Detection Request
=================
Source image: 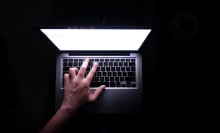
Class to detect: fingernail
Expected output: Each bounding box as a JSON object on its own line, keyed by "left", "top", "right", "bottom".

{"left": 84, "top": 58, "right": 89, "bottom": 62}
{"left": 94, "top": 62, "right": 99, "bottom": 66}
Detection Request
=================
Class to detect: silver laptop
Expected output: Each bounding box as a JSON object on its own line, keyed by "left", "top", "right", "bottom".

{"left": 40, "top": 27, "right": 151, "bottom": 114}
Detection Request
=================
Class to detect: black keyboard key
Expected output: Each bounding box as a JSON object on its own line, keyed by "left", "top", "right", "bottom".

{"left": 103, "top": 72, "right": 107, "bottom": 76}
{"left": 95, "top": 77, "right": 99, "bottom": 82}
{"left": 106, "top": 67, "right": 110, "bottom": 71}
{"left": 91, "top": 82, "right": 107, "bottom": 87}
{"left": 105, "top": 82, "right": 109, "bottom": 87}
{"left": 128, "top": 72, "right": 135, "bottom": 77}
{"left": 123, "top": 72, "right": 126, "bottom": 76}
{"left": 105, "top": 77, "right": 109, "bottom": 81}
{"left": 97, "top": 72, "right": 101, "bottom": 76}
{"left": 122, "top": 84, "right": 126, "bottom": 87}
{"left": 108, "top": 72, "right": 112, "bottom": 76}
{"left": 113, "top": 72, "right": 116, "bottom": 76}
{"left": 68, "top": 62, "right": 72, "bottom": 67}
{"left": 118, "top": 72, "right": 122, "bottom": 76}
{"left": 116, "top": 82, "right": 121, "bottom": 87}
{"left": 104, "top": 62, "right": 108, "bottom": 66}
{"left": 111, "top": 67, "right": 115, "bottom": 71}
{"left": 129, "top": 62, "right": 135, "bottom": 66}
{"left": 126, "top": 84, "right": 131, "bottom": 87}
{"left": 110, "top": 77, "right": 114, "bottom": 81}
{"left": 64, "top": 67, "right": 69, "bottom": 72}
{"left": 100, "top": 77, "right": 104, "bottom": 81}
{"left": 101, "top": 67, "right": 105, "bottom": 71}
{"left": 63, "top": 61, "right": 67, "bottom": 66}
{"left": 99, "top": 62, "right": 103, "bottom": 66}
{"left": 120, "top": 77, "right": 124, "bottom": 81}
{"left": 110, "top": 82, "right": 115, "bottom": 87}
{"left": 109, "top": 62, "right": 113, "bottom": 66}
{"left": 131, "top": 83, "right": 136, "bottom": 87}
{"left": 125, "top": 77, "right": 136, "bottom": 81}
{"left": 79, "top": 61, "right": 83, "bottom": 65}
{"left": 131, "top": 67, "right": 135, "bottom": 71}
{"left": 73, "top": 62, "right": 77, "bottom": 66}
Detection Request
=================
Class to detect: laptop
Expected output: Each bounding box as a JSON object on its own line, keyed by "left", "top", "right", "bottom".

{"left": 40, "top": 27, "right": 151, "bottom": 114}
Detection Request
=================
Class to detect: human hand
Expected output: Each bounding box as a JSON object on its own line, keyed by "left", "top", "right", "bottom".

{"left": 61, "top": 58, "right": 105, "bottom": 112}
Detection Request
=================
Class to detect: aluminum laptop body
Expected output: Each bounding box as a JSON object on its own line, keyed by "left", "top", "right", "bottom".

{"left": 40, "top": 28, "right": 151, "bottom": 114}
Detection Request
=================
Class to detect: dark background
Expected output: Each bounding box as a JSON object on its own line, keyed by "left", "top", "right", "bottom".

{"left": 0, "top": 0, "right": 212, "bottom": 132}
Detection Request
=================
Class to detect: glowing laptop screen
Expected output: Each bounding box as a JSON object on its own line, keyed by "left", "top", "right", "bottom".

{"left": 40, "top": 29, "right": 151, "bottom": 51}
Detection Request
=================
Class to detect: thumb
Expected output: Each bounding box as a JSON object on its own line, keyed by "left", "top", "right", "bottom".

{"left": 88, "top": 85, "right": 105, "bottom": 102}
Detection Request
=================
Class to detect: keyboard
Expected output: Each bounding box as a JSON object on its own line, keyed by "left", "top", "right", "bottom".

{"left": 62, "top": 57, "right": 136, "bottom": 88}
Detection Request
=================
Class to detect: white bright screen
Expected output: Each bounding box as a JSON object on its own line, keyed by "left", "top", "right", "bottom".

{"left": 40, "top": 29, "right": 151, "bottom": 51}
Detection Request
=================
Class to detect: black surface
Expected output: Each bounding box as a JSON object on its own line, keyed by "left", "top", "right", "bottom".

{"left": 0, "top": 0, "right": 211, "bottom": 132}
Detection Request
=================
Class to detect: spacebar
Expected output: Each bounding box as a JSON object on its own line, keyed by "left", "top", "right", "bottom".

{"left": 91, "top": 82, "right": 109, "bottom": 87}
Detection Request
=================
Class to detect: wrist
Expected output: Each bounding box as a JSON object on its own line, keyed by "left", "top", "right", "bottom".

{"left": 59, "top": 103, "right": 78, "bottom": 116}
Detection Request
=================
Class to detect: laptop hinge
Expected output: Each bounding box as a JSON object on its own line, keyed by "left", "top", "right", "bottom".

{"left": 69, "top": 51, "right": 131, "bottom": 56}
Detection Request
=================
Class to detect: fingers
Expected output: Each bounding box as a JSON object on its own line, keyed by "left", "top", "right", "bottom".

{"left": 88, "top": 85, "right": 106, "bottom": 102}
{"left": 86, "top": 62, "right": 98, "bottom": 83}
{"left": 77, "top": 58, "right": 89, "bottom": 78}
{"left": 68, "top": 67, "right": 78, "bottom": 79}
{"left": 64, "top": 73, "right": 70, "bottom": 87}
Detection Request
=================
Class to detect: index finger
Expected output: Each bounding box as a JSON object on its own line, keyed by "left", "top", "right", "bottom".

{"left": 77, "top": 58, "right": 89, "bottom": 78}
{"left": 86, "top": 62, "right": 98, "bottom": 83}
